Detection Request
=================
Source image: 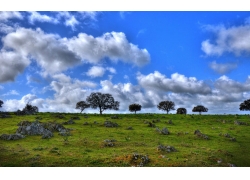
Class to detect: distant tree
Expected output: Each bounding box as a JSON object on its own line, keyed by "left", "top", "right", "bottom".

{"left": 157, "top": 101, "right": 175, "bottom": 114}
{"left": 176, "top": 108, "right": 187, "bottom": 114}
{"left": 0, "top": 100, "right": 3, "bottom": 108}
{"left": 76, "top": 101, "right": 90, "bottom": 113}
{"left": 192, "top": 105, "right": 208, "bottom": 115}
{"left": 239, "top": 99, "right": 250, "bottom": 111}
{"left": 22, "top": 103, "right": 39, "bottom": 115}
{"left": 86, "top": 92, "right": 119, "bottom": 115}
{"left": 129, "top": 103, "right": 142, "bottom": 114}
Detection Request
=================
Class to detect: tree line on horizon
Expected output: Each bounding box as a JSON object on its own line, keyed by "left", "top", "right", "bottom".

{"left": 1, "top": 93, "right": 250, "bottom": 115}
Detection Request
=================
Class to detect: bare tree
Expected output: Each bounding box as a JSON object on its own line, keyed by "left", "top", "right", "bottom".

{"left": 157, "top": 101, "right": 175, "bottom": 114}
{"left": 192, "top": 105, "right": 208, "bottom": 115}
{"left": 129, "top": 103, "right": 142, "bottom": 114}
{"left": 76, "top": 101, "right": 90, "bottom": 113}
{"left": 86, "top": 92, "right": 119, "bottom": 115}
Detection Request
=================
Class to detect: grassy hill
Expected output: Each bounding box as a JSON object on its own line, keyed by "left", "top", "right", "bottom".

{"left": 0, "top": 112, "right": 250, "bottom": 167}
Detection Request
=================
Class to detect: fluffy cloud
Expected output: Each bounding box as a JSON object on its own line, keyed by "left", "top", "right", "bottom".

{"left": 0, "top": 11, "right": 23, "bottom": 22}
{"left": 0, "top": 51, "right": 30, "bottom": 82}
{"left": 137, "top": 71, "right": 212, "bottom": 95}
{"left": 2, "top": 28, "right": 81, "bottom": 75}
{"left": 3, "top": 94, "right": 45, "bottom": 111}
{"left": 62, "top": 31, "right": 150, "bottom": 66}
{"left": 201, "top": 24, "right": 250, "bottom": 56}
{"left": 0, "top": 23, "right": 16, "bottom": 34}
{"left": 86, "top": 66, "right": 106, "bottom": 78}
{"left": 209, "top": 61, "right": 238, "bottom": 74}
{"left": 28, "top": 11, "right": 59, "bottom": 24}
{"left": 214, "top": 75, "right": 250, "bottom": 93}
{"left": 3, "top": 90, "right": 19, "bottom": 96}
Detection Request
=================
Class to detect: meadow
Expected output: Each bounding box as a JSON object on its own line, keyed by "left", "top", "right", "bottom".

{"left": 0, "top": 112, "right": 250, "bottom": 167}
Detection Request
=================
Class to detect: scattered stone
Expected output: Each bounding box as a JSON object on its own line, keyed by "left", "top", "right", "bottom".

{"left": 228, "top": 163, "right": 236, "bottom": 167}
{"left": 62, "top": 119, "right": 75, "bottom": 125}
{"left": 58, "top": 130, "right": 71, "bottom": 136}
{"left": 126, "top": 126, "right": 133, "bottom": 130}
{"left": 71, "top": 116, "right": 80, "bottom": 120}
{"left": 224, "top": 133, "right": 231, "bottom": 138}
{"left": 103, "top": 139, "right": 116, "bottom": 147}
{"left": 55, "top": 114, "right": 65, "bottom": 119}
{"left": 148, "top": 122, "right": 156, "bottom": 127}
{"left": 194, "top": 129, "right": 209, "bottom": 140}
{"left": 83, "top": 122, "right": 89, "bottom": 125}
{"left": 230, "top": 137, "right": 236, "bottom": 142}
{"left": 168, "top": 120, "right": 173, "bottom": 124}
{"left": 217, "top": 158, "right": 222, "bottom": 164}
{"left": 234, "top": 120, "right": 247, "bottom": 126}
{"left": 130, "top": 153, "right": 150, "bottom": 167}
{"left": 110, "top": 115, "right": 119, "bottom": 119}
{"left": 93, "top": 121, "right": 98, "bottom": 124}
{"left": 0, "top": 133, "right": 25, "bottom": 140}
{"left": 15, "top": 120, "right": 69, "bottom": 139}
{"left": 157, "top": 144, "right": 177, "bottom": 153}
{"left": 104, "top": 121, "right": 118, "bottom": 127}
{"left": 156, "top": 127, "right": 170, "bottom": 135}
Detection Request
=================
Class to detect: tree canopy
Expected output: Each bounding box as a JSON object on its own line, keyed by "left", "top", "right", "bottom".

{"left": 192, "top": 105, "right": 208, "bottom": 115}
{"left": 86, "top": 92, "right": 119, "bottom": 115}
{"left": 76, "top": 101, "right": 90, "bottom": 113}
{"left": 22, "top": 103, "right": 39, "bottom": 115}
{"left": 176, "top": 108, "right": 187, "bottom": 114}
{"left": 0, "top": 100, "right": 3, "bottom": 108}
{"left": 157, "top": 101, "right": 175, "bottom": 114}
{"left": 239, "top": 99, "right": 250, "bottom": 111}
{"left": 129, "top": 103, "right": 142, "bottom": 114}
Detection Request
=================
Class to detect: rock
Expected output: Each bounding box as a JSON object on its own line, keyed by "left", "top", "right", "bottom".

{"left": 71, "top": 116, "right": 80, "bottom": 120}
{"left": 58, "top": 130, "right": 71, "bottom": 136}
{"left": 62, "top": 119, "right": 75, "bottom": 125}
{"left": 93, "top": 121, "right": 98, "bottom": 124}
{"left": 168, "top": 120, "right": 173, "bottom": 124}
{"left": 148, "top": 122, "right": 156, "bottom": 127}
{"left": 41, "top": 130, "right": 54, "bottom": 139}
{"left": 126, "top": 126, "right": 133, "bottom": 130}
{"left": 110, "top": 115, "right": 119, "bottom": 119}
{"left": 0, "top": 133, "right": 25, "bottom": 140}
{"left": 104, "top": 121, "right": 118, "bottom": 127}
{"left": 131, "top": 153, "right": 150, "bottom": 167}
{"left": 234, "top": 120, "right": 247, "bottom": 125}
{"left": 157, "top": 144, "right": 177, "bottom": 152}
{"left": 103, "top": 139, "right": 116, "bottom": 147}
{"left": 83, "top": 122, "right": 89, "bottom": 125}
{"left": 156, "top": 127, "right": 170, "bottom": 135}
{"left": 194, "top": 129, "right": 209, "bottom": 140}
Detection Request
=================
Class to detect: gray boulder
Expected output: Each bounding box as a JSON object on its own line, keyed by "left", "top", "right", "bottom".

{"left": 0, "top": 133, "right": 25, "bottom": 140}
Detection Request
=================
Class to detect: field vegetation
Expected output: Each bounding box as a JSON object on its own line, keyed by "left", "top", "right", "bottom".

{"left": 1, "top": 112, "right": 250, "bottom": 167}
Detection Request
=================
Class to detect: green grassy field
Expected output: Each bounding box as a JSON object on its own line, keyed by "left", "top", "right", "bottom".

{"left": 0, "top": 112, "right": 250, "bottom": 167}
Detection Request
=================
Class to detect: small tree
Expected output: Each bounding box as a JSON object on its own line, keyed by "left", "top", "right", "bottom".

{"left": 86, "top": 92, "right": 119, "bottom": 115}
{"left": 129, "top": 103, "right": 142, "bottom": 114}
{"left": 157, "top": 101, "right": 175, "bottom": 114}
{"left": 192, "top": 105, "right": 208, "bottom": 115}
{"left": 176, "top": 108, "right": 187, "bottom": 114}
{"left": 0, "top": 100, "right": 3, "bottom": 108}
{"left": 22, "top": 103, "right": 39, "bottom": 115}
{"left": 76, "top": 101, "right": 90, "bottom": 113}
{"left": 239, "top": 99, "right": 250, "bottom": 111}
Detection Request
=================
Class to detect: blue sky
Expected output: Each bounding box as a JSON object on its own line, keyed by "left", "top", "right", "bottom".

{"left": 1, "top": 10, "right": 250, "bottom": 114}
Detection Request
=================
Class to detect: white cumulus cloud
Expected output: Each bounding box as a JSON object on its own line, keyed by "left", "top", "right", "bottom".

{"left": 209, "top": 61, "right": 238, "bottom": 74}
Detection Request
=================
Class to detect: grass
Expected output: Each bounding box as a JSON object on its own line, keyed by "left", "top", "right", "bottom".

{"left": 0, "top": 112, "right": 250, "bottom": 167}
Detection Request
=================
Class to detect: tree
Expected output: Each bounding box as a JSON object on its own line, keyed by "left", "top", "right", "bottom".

{"left": 22, "top": 103, "right": 39, "bottom": 115}
{"left": 239, "top": 99, "right": 250, "bottom": 111}
{"left": 129, "top": 103, "right": 142, "bottom": 114}
{"left": 86, "top": 92, "right": 119, "bottom": 115}
{"left": 157, "top": 101, "right": 175, "bottom": 114}
{"left": 192, "top": 105, "right": 208, "bottom": 115}
{"left": 176, "top": 108, "right": 187, "bottom": 114}
{"left": 0, "top": 100, "right": 3, "bottom": 108}
{"left": 76, "top": 101, "right": 90, "bottom": 113}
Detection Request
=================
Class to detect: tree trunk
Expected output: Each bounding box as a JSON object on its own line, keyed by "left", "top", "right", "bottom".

{"left": 135, "top": 111, "right": 136, "bottom": 114}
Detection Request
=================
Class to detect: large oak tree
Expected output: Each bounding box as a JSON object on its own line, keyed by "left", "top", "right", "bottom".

{"left": 192, "top": 105, "right": 208, "bottom": 115}
{"left": 86, "top": 92, "right": 119, "bottom": 115}
{"left": 239, "top": 99, "right": 250, "bottom": 111}
{"left": 129, "top": 103, "right": 141, "bottom": 114}
{"left": 157, "top": 101, "right": 175, "bottom": 114}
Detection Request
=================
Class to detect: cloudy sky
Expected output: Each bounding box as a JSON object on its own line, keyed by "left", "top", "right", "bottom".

{"left": 0, "top": 10, "right": 250, "bottom": 114}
